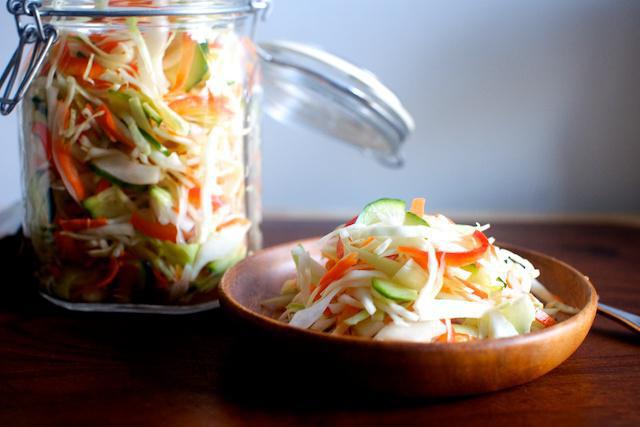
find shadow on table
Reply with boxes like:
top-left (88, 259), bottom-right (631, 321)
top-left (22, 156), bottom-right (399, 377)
top-left (590, 323), bottom-right (640, 346)
top-left (216, 315), bottom-right (475, 412)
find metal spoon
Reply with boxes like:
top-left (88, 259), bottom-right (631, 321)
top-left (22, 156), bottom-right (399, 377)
top-left (598, 303), bottom-right (640, 333)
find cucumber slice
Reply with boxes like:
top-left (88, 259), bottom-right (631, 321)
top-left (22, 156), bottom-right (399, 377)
top-left (344, 310), bottom-right (370, 326)
top-left (404, 211), bottom-right (429, 226)
top-left (128, 96), bottom-right (152, 133)
top-left (356, 198), bottom-right (406, 226)
top-left (392, 258), bottom-right (428, 290)
top-left (139, 128), bottom-right (170, 156)
top-left (372, 278), bottom-right (418, 302)
top-left (351, 246), bottom-right (402, 277)
top-left (142, 102), bottom-right (163, 125)
top-left (149, 239), bottom-right (200, 265)
top-left (105, 90), bottom-right (131, 115)
top-left (165, 34), bottom-right (209, 92)
top-left (208, 244), bottom-right (247, 275)
top-left (149, 185), bottom-right (173, 225)
top-left (184, 42), bottom-right (209, 92)
top-left (83, 186), bottom-right (134, 218)
top-left (90, 164), bottom-right (148, 192)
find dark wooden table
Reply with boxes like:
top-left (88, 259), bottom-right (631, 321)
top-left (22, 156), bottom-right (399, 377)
top-left (0, 219), bottom-right (638, 427)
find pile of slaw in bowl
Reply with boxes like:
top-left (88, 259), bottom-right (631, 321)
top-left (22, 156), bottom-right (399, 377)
top-left (265, 198), bottom-right (578, 342)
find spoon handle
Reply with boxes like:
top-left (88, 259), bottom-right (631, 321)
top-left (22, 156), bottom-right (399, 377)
top-left (598, 303), bottom-right (640, 333)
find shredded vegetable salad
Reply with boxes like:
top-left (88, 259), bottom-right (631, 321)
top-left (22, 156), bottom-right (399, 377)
top-left (266, 198), bottom-right (578, 342)
top-left (22, 15), bottom-right (257, 304)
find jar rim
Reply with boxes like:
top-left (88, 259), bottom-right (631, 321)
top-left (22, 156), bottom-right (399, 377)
top-left (38, 0), bottom-right (266, 17)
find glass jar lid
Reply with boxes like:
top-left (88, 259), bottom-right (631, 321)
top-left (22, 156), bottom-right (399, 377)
top-left (259, 41), bottom-right (414, 167)
top-left (37, 0), bottom-right (264, 16)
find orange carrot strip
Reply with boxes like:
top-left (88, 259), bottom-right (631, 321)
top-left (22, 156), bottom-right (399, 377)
top-left (171, 33), bottom-right (196, 91)
top-left (397, 246), bottom-right (428, 270)
top-left (353, 236), bottom-right (375, 249)
top-left (462, 279), bottom-right (489, 299)
top-left (52, 105), bottom-right (86, 202)
top-left (410, 197), bottom-right (426, 217)
top-left (316, 252), bottom-right (359, 294)
top-left (95, 104), bottom-right (135, 148)
top-left (351, 264), bottom-right (374, 271)
top-left (59, 49), bottom-right (105, 80)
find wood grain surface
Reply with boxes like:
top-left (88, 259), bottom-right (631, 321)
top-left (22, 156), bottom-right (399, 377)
top-left (0, 219), bottom-right (638, 427)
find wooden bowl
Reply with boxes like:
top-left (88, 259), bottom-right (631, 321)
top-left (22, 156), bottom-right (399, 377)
top-left (219, 238), bottom-right (598, 397)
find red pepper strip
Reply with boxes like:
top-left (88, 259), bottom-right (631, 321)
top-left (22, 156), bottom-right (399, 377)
top-left (344, 215), bottom-right (358, 227)
top-left (92, 104), bottom-right (135, 148)
top-left (32, 122), bottom-right (52, 162)
top-left (95, 178), bottom-right (111, 194)
top-left (58, 217), bottom-right (108, 232)
top-left (152, 268), bottom-right (170, 289)
top-left (336, 238), bottom-right (345, 259)
top-left (436, 230), bottom-right (490, 267)
top-left (535, 309), bottom-right (556, 328)
top-left (95, 257), bottom-right (120, 289)
top-left (397, 246), bottom-right (428, 270)
top-left (315, 252), bottom-right (359, 299)
top-left (111, 261), bottom-right (140, 301)
top-left (131, 211), bottom-right (178, 242)
top-left (54, 231), bottom-right (86, 263)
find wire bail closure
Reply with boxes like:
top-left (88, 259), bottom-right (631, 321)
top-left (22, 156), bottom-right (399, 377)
top-left (0, 0), bottom-right (58, 115)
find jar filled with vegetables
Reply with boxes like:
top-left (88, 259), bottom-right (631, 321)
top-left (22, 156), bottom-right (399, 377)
top-left (1, 0), bottom-right (413, 313)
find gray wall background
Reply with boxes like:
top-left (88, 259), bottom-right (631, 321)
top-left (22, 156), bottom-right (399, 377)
top-left (1, 0), bottom-right (639, 217)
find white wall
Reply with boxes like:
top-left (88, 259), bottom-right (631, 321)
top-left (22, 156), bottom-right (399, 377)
top-left (1, 0), bottom-right (639, 217)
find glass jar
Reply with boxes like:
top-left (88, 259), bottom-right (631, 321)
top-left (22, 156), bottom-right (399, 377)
top-left (1, 0), bottom-right (413, 313)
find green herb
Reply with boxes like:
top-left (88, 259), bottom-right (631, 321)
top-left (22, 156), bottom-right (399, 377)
top-left (497, 277), bottom-right (507, 288)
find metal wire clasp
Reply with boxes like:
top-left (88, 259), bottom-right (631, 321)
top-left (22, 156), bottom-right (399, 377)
top-left (0, 0), bottom-right (58, 115)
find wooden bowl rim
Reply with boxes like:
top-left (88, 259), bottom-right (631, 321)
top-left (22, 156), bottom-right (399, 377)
top-left (219, 237), bottom-right (599, 353)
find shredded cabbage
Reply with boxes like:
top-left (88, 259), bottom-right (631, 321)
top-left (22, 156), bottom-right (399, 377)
top-left (272, 198), bottom-right (578, 342)
top-left (22, 15), bottom-right (256, 305)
